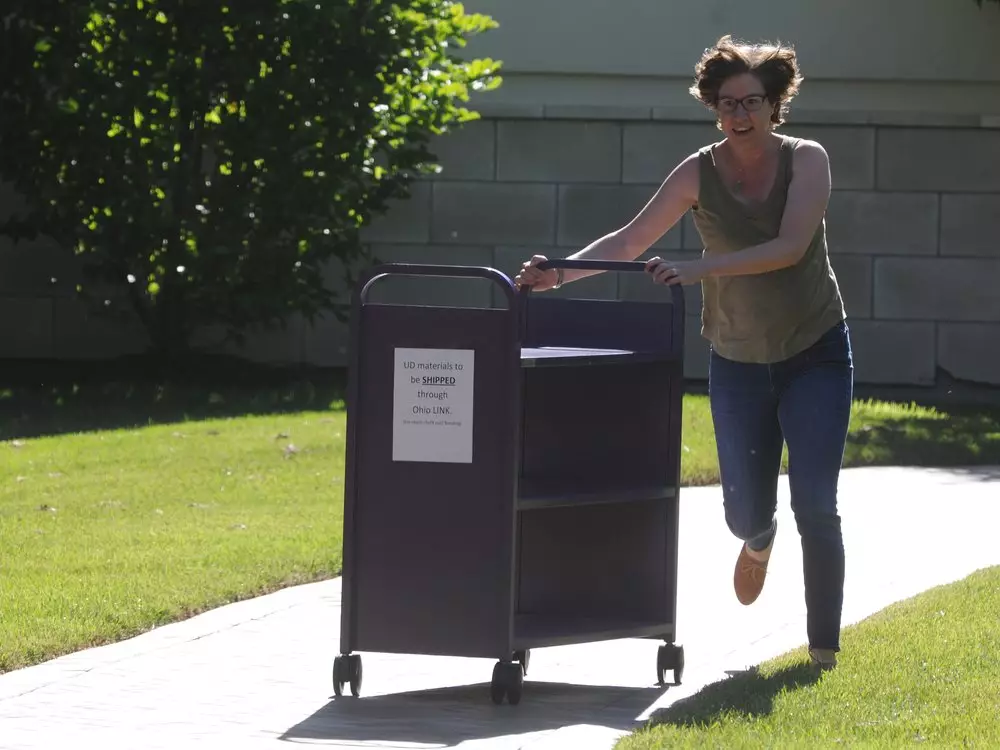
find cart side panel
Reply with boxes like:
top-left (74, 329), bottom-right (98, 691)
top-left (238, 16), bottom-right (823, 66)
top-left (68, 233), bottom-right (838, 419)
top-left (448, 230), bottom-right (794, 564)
top-left (519, 361), bottom-right (680, 495)
top-left (515, 361), bottom-right (682, 630)
top-left (516, 499), bottom-right (677, 625)
top-left (347, 303), bottom-right (518, 659)
top-left (523, 298), bottom-right (679, 354)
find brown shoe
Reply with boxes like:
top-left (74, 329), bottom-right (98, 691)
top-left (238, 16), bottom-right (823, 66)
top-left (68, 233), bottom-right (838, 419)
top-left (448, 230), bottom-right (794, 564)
top-left (809, 647), bottom-right (838, 672)
top-left (734, 540), bottom-right (773, 605)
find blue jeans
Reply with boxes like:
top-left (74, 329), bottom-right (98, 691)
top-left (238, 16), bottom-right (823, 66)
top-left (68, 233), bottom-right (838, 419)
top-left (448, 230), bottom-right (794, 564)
top-left (709, 320), bottom-right (853, 651)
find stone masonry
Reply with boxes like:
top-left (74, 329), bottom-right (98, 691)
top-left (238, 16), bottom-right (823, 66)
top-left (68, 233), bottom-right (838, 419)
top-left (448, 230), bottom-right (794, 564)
top-left (1, 115), bottom-right (999, 386)
top-left (351, 115), bottom-right (1000, 386)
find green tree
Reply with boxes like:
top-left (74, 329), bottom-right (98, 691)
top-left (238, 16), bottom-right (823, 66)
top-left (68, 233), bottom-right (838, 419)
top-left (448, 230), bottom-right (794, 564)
top-left (0, 1), bottom-right (501, 360)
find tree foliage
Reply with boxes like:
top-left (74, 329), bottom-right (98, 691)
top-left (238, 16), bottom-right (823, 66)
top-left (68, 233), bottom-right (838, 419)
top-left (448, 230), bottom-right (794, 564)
top-left (0, 1), bottom-right (501, 358)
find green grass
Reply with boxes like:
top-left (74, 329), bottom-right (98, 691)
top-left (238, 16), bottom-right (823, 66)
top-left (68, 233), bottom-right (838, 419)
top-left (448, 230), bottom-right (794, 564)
top-left (0, 411), bottom-right (345, 673)
top-left (1, 367), bottom-right (999, 675)
top-left (679, 395), bottom-right (1000, 486)
top-left (617, 566), bottom-right (1000, 749)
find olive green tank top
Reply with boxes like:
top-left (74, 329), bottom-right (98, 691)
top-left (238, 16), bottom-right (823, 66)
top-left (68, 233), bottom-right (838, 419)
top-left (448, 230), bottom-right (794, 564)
top-left (691, 134), bottom-right (846, 364)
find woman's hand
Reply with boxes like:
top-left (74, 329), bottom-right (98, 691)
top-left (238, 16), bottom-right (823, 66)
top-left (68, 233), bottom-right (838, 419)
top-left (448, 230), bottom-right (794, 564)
top-left (514, 254), bottom-right (560, 291)
top-left (645, 256), bottom-right (711, 286)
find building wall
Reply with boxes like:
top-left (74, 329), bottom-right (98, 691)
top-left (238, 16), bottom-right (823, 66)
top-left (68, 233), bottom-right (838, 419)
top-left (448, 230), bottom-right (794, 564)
top-left (1, 0), bottom-right (999, 385)
top-left (459, 0), bottom-right (1000, 119)
top-left (349, 113), bottom-right (1000, 386)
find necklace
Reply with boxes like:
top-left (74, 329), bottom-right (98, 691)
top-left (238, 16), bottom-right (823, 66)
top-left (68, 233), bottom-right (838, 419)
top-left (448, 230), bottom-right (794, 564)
top-left (733, 167), bottom-right (746, 194)
top-left (728, 145), bottom-right (774, 196)
top-left (730, 160), bottom-right (752, 194)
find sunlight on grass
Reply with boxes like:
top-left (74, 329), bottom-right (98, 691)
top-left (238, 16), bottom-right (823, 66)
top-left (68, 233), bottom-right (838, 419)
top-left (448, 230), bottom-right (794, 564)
top-left (618, 566), bottom-right (1000, 749)
top-left (2, 391), bottom-right (999, 674)
top-left (680, 396), bottom-right (1000, 486)
top-left (0, 412), bottom-right (345, 673)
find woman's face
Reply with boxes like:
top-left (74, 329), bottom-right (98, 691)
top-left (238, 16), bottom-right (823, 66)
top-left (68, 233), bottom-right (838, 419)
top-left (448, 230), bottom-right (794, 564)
top-left (715, 73), bottom-right (774, 142)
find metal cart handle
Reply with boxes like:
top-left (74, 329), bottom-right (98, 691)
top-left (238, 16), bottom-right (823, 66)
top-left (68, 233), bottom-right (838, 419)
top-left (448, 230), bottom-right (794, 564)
top-left (535, 259), bottom-right (648, 274)
top-left (357, 263), bottom-right (518, 305)
top-left (523, 258), bottom-right (685, 307)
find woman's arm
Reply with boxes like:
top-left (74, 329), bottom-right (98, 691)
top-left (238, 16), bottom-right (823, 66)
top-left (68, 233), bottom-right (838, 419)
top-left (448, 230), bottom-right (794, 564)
top-left (515, 152), bottom-right (700, 290)
top-left (703, 139), bottom-right (831, 278)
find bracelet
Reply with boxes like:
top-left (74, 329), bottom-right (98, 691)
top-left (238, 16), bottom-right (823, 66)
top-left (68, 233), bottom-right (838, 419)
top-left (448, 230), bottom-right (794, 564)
top-left (553, 268), bottom-right (564, 289)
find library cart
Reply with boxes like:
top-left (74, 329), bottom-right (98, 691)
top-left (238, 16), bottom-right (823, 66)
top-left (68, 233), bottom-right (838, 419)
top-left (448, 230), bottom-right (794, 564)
top-left (333, 259), bottom-right (686, 705)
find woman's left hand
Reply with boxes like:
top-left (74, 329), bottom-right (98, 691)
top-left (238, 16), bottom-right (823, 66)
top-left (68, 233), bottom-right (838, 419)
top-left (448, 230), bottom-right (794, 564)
top-left (645, 257), bottom-right (710, 285)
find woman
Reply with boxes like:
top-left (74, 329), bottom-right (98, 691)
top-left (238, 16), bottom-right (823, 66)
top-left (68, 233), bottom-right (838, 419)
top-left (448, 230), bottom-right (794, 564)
top-left (515, 34), bottom-right (852, 672)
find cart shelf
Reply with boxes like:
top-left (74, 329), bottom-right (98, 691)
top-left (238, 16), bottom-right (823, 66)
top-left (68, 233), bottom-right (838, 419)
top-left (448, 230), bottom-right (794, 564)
top-left (513, 614), bottom-right (670, 649)
top-left (517, 483), bottom-right (676, 511)
top-left (520, 346), bottom-right (674, 367)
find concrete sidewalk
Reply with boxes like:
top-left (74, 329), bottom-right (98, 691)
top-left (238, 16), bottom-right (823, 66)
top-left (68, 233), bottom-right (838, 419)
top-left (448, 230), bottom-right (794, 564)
top-left (1, 466), bottom-right (998, 749)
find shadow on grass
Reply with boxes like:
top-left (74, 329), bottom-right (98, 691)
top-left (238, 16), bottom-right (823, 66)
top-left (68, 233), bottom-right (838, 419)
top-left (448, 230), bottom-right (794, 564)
top-left (5, 355), bottom-right (1000, 472)
top-left (0, 355), bottom-right (348, 441)
top-left (844, 406), bottom-right (1000, 470)
top-left (647, 663), bottom-right (820, 729)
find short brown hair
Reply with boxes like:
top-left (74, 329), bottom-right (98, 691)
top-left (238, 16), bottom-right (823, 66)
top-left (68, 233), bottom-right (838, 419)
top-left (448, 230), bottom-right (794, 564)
top-left (689, 34), bottom-right (803, 126)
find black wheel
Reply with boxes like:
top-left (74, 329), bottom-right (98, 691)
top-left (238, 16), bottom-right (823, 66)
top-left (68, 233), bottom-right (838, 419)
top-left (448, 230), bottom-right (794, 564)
top-left (333, 653), bottom-right (361, 697)
top-left (490, 661), bottom-right (524, 705)
top-left (506, 663), bottom-right (524, 705)
top-left (332, 655), bottom-right (346, 697)
top-left (348, 654), bottom-right (363, 697)
top-left (490, 662), bottom-right (507, 705)
top-left (657, 644), bottom-right (685, 686)
top-left (514, 649), bottom-right (530, 676)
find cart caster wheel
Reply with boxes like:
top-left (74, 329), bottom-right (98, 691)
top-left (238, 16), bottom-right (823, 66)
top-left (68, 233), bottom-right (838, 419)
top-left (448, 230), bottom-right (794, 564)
top-left (333, 654), bottom-right (363, 697)
top-left (514, 649), bottom-right (530, 676)
top-left (490, 661), bottom-right (524, 705)
top-left (348, 654), bottom-right (363, 697)
top-left (333, 656), bottom-right (345, 697)
top-left (657, 644), bottom-right (684, 686)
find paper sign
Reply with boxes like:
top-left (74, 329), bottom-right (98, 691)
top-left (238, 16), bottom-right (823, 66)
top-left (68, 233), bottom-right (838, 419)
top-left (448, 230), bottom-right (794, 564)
top-left (392, 348), bottom-right (475, 463)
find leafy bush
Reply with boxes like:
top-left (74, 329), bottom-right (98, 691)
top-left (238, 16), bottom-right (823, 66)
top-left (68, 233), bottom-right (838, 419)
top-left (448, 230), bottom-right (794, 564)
top-left (0, 1), bottom-right (501, 358)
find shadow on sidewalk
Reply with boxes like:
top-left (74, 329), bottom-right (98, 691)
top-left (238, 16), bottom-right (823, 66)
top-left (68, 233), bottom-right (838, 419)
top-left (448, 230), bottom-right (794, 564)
top-left (280, 680), bottom-right (663, 744)
top-left (644, 662), bottom-right (820, 729)
top-left (943, 465), bottom-right (1000, 482)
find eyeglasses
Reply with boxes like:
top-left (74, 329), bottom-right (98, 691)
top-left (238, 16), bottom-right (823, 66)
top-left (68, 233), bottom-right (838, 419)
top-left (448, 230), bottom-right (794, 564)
top-left (716, 94), bottom-right (767, 114)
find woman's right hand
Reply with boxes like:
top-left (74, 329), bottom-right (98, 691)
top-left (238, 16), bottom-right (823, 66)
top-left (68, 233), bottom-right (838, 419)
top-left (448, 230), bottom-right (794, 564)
top-left (514, 254), bottom-right (560, 291)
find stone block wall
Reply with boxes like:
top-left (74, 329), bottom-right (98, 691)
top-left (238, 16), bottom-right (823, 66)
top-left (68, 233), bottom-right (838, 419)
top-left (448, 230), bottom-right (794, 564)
top-left (2, 113), bottom-right (999, 387)
top-left (354, 115), bottom-right (1000, 386)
